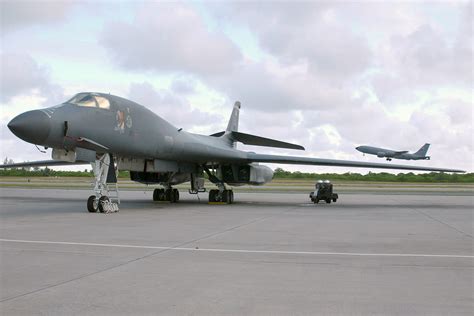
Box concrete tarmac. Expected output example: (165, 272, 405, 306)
(0, 188, 473, 315)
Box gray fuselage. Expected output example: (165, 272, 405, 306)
(10, 93, 248, 165)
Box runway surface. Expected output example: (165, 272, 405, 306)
(0, 188, 473, 315)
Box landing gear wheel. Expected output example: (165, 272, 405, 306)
(209, 189, 218, 202)
(153, 189, 165, 201)
(173, 189, 179, 202)
(87, 195, 98, 213)
(222, 190, 229, 203)
(164, 189, 174, 202)
(158, 189, 166, 201)
(229, 190, 234, 204)
(98, 196, 110, 213)
(208, 189, 233, 204)
(325, 198, 331, 204)
(153, 188, 160, 201)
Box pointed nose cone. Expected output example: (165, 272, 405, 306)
(8, 110, 51, 144)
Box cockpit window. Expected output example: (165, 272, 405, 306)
(67, 93, 110, 110)
(95, 96, 110, 109)
(76, 94, 97, 108)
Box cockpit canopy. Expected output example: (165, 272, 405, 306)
(67, 93, 110, 110)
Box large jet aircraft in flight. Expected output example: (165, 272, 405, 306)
(356, 144, 431, 161)
(1, 92, 464, 212)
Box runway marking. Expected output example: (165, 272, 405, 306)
(1, 238, 473, 259)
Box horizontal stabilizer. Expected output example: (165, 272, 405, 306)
(230, 131, 305, 150)
(209, 131, 225, 137)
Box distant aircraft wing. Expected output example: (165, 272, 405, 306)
(245, 153, 465, 173)
(0, 160, 88, 169)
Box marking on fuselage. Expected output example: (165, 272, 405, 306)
(0, 239, 473, 259)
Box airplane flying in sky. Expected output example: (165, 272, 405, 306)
(1, 93, 464, 212)
(356, 144, 431, 161)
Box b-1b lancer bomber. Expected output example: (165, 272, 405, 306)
(356, 144, 431, 161)
(1, 92, 464, 212)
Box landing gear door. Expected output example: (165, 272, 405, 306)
(62, 120, 76, 150)
(106, 155, 117, 184)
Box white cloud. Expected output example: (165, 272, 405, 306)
(127, 81, 223, 134)
(0, 0, 75, 34)
(0, 53, 64, 104)
(100, 2, 242, 76)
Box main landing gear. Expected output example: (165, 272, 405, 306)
(208, 188, 234, 204)
(203, 166, 234, 204)
(153, 188, 180, 203)
(87, 154, 120, 213)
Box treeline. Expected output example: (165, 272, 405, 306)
(0, 168, 472, 183)
(273, 168, 474, 183)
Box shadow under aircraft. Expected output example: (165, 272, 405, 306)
(2, 92, 465, 212)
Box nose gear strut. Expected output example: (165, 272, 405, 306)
(87, 153, 120, 213)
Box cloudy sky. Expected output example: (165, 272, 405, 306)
(0, 0, 472, 173)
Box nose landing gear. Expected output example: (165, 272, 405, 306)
(87, 154, 120, 213)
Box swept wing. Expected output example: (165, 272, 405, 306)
(245, 153, 464, 173)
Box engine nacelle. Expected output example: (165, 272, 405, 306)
(219, 163, 274, 186)
(377, 152, 386, 158)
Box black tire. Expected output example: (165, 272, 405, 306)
(157, 189, 165, 201)
(229, 190, 234, 204)
(87, 195, 98, 213)
(332, 198, 337, 202)
(221, 190, 228, 203)
(209, 189, 215, 202)
(153, 188, 159, 201)
(325, 199, 331, 204)
(173, 189, 179, 202)
(98, 196, 110, 213)
(210, 189, 220, 202)
(164, 189, 173, 202)
(214, 190, 220, 202)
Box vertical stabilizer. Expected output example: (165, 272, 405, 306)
(414, 143, 430, 157)
(226, 101, 240, 132)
